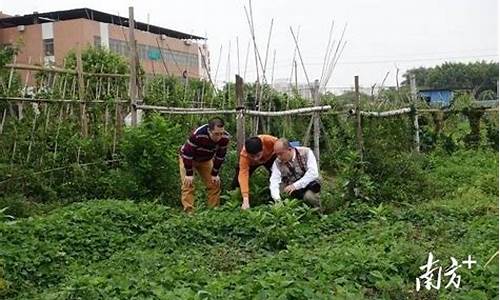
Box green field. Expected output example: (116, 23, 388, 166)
(0, 150, 498, 299)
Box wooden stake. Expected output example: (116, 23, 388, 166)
(413, 109, 420, 152)
(129, 6, 138, 126)
(410, 73, 420, 152)
(235, 75, 245, 154)
(354, 75, 364, 161)
(313, 79, 320, 166)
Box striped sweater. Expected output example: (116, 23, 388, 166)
(180, 124, 230, 176)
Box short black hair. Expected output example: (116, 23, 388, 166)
(245, 137, 263, 155)
(208, 117, 225, 130)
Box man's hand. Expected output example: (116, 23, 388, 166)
(241, 196, 250, 210)
(284, 184, 296, 195)
(211, 175, 221, 186)
(183, 175, 194, 187)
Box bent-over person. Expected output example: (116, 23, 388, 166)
(179, 117, 230, 213)
(269, 138, 322, 209)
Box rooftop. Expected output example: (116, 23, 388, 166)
(0, 8, 205, 40)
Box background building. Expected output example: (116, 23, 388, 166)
(0, 8, 210, 79)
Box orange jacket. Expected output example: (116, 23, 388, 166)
(238, 135, 278, 199)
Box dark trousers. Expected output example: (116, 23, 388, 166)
(231, 155, 277, 189)
(290, 180, 321, 200)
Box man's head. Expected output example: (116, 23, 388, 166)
(208, 117, 225, 142)
(245, 137, 263, 160)
(274, 138, 294, 162)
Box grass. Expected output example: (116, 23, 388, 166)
(0, 149, 498, 299)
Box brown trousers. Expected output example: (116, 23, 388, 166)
(179, 156, 220, 212)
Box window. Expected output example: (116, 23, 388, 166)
(162, 48, 198, 67)
(43, 38, 54, 56)
(94, 36, 101, 48)
(138, 44, 148, 60)
(107, 38, 198, 67)
(109, 38, 129, 57)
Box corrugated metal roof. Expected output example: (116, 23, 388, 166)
(0, 8, 205, 40)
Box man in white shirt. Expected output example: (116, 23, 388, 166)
(269, 138, 322, 209)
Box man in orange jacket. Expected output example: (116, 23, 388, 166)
(232, 135, 278, 210)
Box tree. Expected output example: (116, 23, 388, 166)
(402, 61, 499, 98)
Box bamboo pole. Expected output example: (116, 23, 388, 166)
(0, 109, 6, 135)
(247, 107, 333, 117)
(243, 40, 250, 79)
(10, 125, 17, 166)
(5, 63, 129, 78)
(96, 63, 104, 100)
(319, 21, 335, 86)
(198, 46, 217, 95)
(136, 104, 227, 111)
(7, 55, 16, 91)
(244, 4, 261, 135)
(7, 55, 19, 119)
(53, 106, 64, 162)
(144, 105, 332, 116)
(20, 56, 33, 120)
(113, 102, 118, 156)
(44, 105, 51, 133)
(302, 116, 314, 146)
(104, 104, 109, 134)
(67, 76, 76, 116)
(26, 113, 39, 164)
(0, 97, 128, 104)
(290, 27, 312, 90)
(76, 45, 88, 137)
(158, 110, 237, 115)
(57, 58, 66, 95)
(350, 107, 412, 117)
(112, 82, 120, 155)
(77, 146, 81, 165)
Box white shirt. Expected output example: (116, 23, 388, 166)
(269, 148, 319, 201)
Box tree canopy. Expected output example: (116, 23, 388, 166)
(402, 61, 498, 98)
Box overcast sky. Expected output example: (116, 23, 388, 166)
(2, 0, 498, 91)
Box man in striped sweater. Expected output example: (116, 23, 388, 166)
(179, 117, 230, 212)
